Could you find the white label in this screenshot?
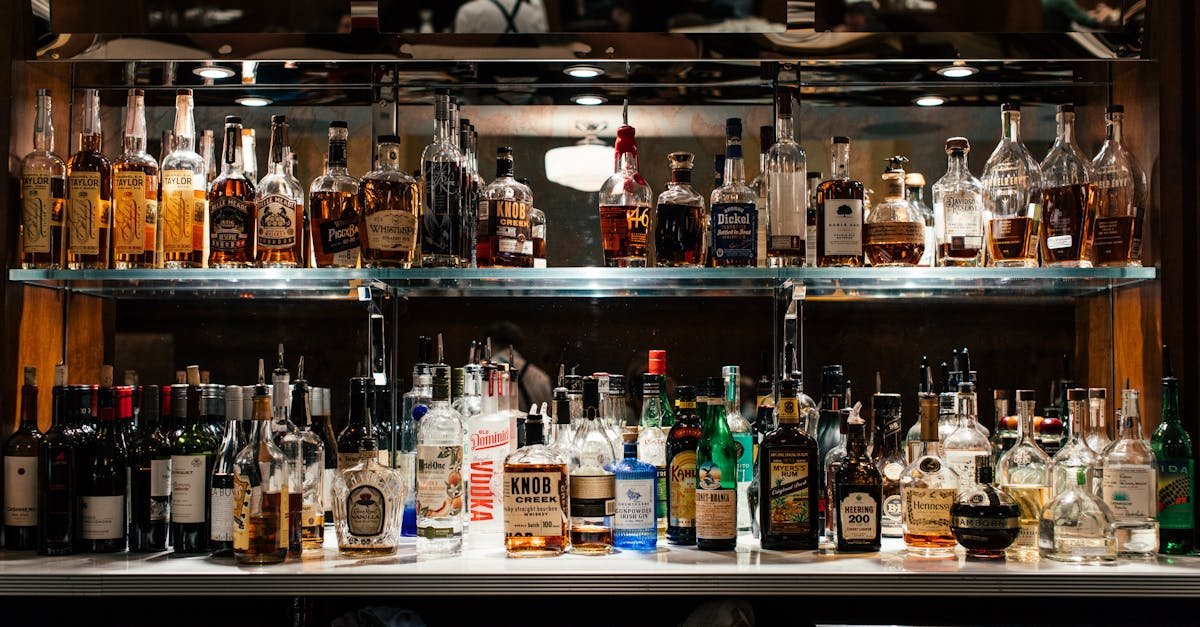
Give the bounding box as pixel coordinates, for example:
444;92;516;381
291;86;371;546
1101;466;1155;518
1015;525;1038;547
1046;234;1072;250
882;462;904;482
467;421;512;528
533;258;547;268
498;238;523;254
322;468;334;512
477;200;489;221
943;191;983;249
81;495;125;539
3;456;38;526
839;491;878;540
416;444;464;521
805;224;817;266
210;485;234;542
347;485;387;536
822;198;863;256
171;454;208;523
614;477;656;530
151;459;171;498
364;209;417;253
944;450;982;486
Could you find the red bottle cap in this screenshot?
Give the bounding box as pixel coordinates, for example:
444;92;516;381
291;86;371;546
614;125;637;155
648;350;666;375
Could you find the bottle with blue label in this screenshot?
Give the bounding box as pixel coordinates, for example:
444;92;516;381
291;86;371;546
709;118;758;267
609;440;658;551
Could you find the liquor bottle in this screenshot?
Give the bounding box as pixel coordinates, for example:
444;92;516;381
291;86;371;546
709;118;758;267
65;88;111;270
714;155;725;189
169;372;219;554
759;378;820;550
466;365;515;541
111;88;158;269
265;351;302;555
310;121;361;268
815;137;865;267
721;366;753;533
904;173;936;267
950;455;1020;559
653;152;706;267
753;125;772;268
530;202;547;267
416;365;465;555
338;378;379;469
805;171;821;267
904;359;933;462
982;103;1042;267
823;407;849;542
942;382;991;490
931;138;985;267
232;362;289;565
1085;388;1112;456
873;394;906;538
547;386;580;470
199;129;216;188
696;378;738;551
208;116;255;268
568;377;616;554
834;409;882;552
1039;104;1095;267
990;390;1017;462
502;406;569;557
478;146;534;267
817;365;845;477
421;91;465;268
996;389;1051;559
766;90;807;267
256;115;305;268
241;128;257;183
1151;346;1194;554
864;155;925;266
209;386;242;557
79;383;128;552
4;367;43;550
360;135;420;268
637;373;669;536
160;89;208;268
648;350;675;430
38;366;75;555
599;123;652;267
1038;465;1117;562
666;385;700;545
1090;104;1147;266
609;437;658;551
1101;387;1157;524
308;388;338;522
332;380;404;558
462;121;486;268
900;392;959;558
20;89;66;269
127;386;170;552
1050;388;1100;496
286;364;326;551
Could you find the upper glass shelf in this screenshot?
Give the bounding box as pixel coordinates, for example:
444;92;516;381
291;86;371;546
8;267;1158;301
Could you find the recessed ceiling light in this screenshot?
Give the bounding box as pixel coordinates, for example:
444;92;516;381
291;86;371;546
564;65;604;79
235;96;272;107
936;62;979;79
914;95;945;107
192;62;235;80
572;94;607;106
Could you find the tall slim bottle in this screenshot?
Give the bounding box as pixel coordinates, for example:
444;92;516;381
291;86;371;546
1039;104;1095;267
766;89;807;267
160;89;207;268
997;389;1051;559
209;386;242;557
66;88;111;269
360;135;420;268
287;370;326;551
4;367;43;549
310;121;361;268
709;118;758;267
256;115;305;268
232;363;289;565
416;365;466;555
38;366;75;555
169;373;219;554
982;103;1042;267
127;386;170;552
79;385;128;552
1090;104;1147;266
637;373;669;536
752;125;773;268
20;89;66;269
208;116;255;267
815;137;865;267
1152;347;1194;554
421;91;465;268
599;123;652;267
722;366;753;533
112;88;158;269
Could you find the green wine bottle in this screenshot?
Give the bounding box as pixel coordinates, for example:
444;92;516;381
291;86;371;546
696;377;738;550
1151;346;1194;554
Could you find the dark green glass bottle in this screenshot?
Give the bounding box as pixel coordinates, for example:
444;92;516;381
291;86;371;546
696;378;738;550
1151;346;1194;554
169;379;219;554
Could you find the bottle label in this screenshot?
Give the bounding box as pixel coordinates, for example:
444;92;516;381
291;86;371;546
838;490;879;541
768;234;805;256
80;495;125;540
668;450;696;527
951;514;1019;529
655;465;668;519
161;170;197;254
864;222;924;244
232;473;252;550
882;461;904;481
150;458;171;521
210;473;234;542
318;216;361;255
1101;466;1155;518
882;493;902;528
1015;525;1038;548
615;477;656;530
733;432;753;484
337;450;378;470
347;485;387;536
1156;459;1194;529
421;161;462;256
695;488;736;541
170;454;208;523
822;198;863;256
805;223;817;266
902;487;955;536
209;197;252;253
943;191;983;250
256;194;299;250
711;202;757;262
3;455;38;526
322;468;334;513
944;450;981;487
67;171;103;256
21;172;55;253
1046;234;1072;250
364;209;417;253
112;170;149;255
503;469;566;538
467;422;512;525
416;444;464;521
569;473;616;518
486;199;532;256
765;448;813;533
626;206;649;252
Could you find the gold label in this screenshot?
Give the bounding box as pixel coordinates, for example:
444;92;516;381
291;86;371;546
669;450;697;526
903;488;956;536
695;489;736;540
864;221;924;244
765;449;813;533
364;209;417;252
257;194;299;250
21;172;54;253
113;171;148;255
161;170;196;254
232;473;251;551
67;171;103;255
503;469;566;538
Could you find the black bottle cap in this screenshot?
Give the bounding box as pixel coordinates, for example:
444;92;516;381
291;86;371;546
582;376;600;417
1015;389;1037;403
780;378;799;397
1066;387;1088;401
832;136;850;144
330;120;348;129
378;135;401;144
957;382;975;394
706;376;726;400
1057;103;1074;114
225;115;242;124
725;117;742;138
1107;104;1124;114
565;374;583;394
271;114;287;124
552;387;571;425
525;408;544;445
676;385;696;402
760;125;775;151
417;336;432;364
1002;102;1020;112
608;374;625;395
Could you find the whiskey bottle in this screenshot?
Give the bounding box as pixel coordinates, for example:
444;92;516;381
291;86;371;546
478;146;534;267
873;394;906;538
1039;104;1095;267
421;91;465;268
950;455;1021;559
599;124;652;267
815;137;865;267
3;367;42;550
752;125;772;268
864;155;925;266
653;152;706;267
835;410;882;552
209;386;242;557
359;135;420;268
982;103;1042;267
709;118;758;267
112;89;158;269
232;362;288;565
569;377;616;554
997;389;1051;559
759;378;820;550
310;121;361;268
900;392;959;558
65;88;112;270
932;138;985;267
160;90;208;268
1090;105;1147;267
208;116;256;268
20;89;66;269
127;386;170;552
502;407;568;557
1152;346;1194;554
766;89;807;267
416;365;466;555
256;115;305;268
905;173;936;267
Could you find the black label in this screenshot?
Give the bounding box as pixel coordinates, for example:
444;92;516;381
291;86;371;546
319;216;360;254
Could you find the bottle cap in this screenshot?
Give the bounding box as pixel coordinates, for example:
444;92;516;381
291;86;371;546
945;137;969;152
177;88;193;96
706;376;726;400
615;125;637;154
582;376;600;417
648;350;667;375
1106;104;1124;114
808;171;823;180
642;374;660;396
1015;389;1036;403
993;389;1009;400
1087;387;1107;399
330;120;348;129
760;125;775;151
957;381;975;394
725;117;742;138
608;374;625;395
832;136;850;144
23;366;36;386
904;172;925;187
1067;387;1088;401
667;152;694;170
1002;102;1020;112
676;385;696;402
225;115;242;124
378;135;401;145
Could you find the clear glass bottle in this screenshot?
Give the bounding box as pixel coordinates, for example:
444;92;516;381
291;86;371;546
991;390;1019;462
208;116;255;268
1038;465;1117;563
637;373;669;537
332;381;404;557
752;125;773;268
232;363;289;565
709;118;758;267
1101;388;1157;521
160;89;207;269
721;366;753;534
241;128;257;183
1089;104;1147;267
835;410;882;552
463;122;487;268
1040;104;1095;267
598;123;652;267
547;386;580;472
864;155;925;266
478;146;534;268
65;88;111;270
815;137;865;267
873;394;907;538
1085;388;1112;456
1152;347;1195;554
610;439;658;551
285;362;326;552
1051;388;1101;497
20;89;66;269
569;377;616;554
502;409;568;557
932;137;985;267
950;455;1020;559
982;103;1042;268
766;90;807;267
758;378;821;550
997;389;1051;559
943;382;992;490
199;129;215;188
111;89;158;269
421;90;465;268
904;173;936;267
310;121;361;268
360;135;420;268
416;365;465;555
209;386;243;557
900;392;960;558
653;152;706;267
256;115;305;268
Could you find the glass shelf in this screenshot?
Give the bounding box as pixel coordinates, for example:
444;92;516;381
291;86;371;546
8;267;1157;300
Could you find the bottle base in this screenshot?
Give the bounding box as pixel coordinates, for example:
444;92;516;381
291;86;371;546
990;259;1039;268
339;546;398;557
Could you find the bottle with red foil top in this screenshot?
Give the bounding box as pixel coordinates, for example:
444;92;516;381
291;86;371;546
599;124;653;267
648;350;674;429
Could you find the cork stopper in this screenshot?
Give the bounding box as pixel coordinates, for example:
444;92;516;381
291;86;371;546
186;365;201;387
54;363;67;387
23;366;36;386
100;365;114;388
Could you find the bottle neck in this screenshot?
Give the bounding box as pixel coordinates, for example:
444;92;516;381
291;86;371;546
670;168;692;186
775;114;794;144
616;150;639;175
883;171;905;199
221;124;244;174
79;93;102;153
724;138;745;186
957;392;977;428
326;133;349;174
33;93;54;153
1016;400;1036;442
847;423;867;456
20;385;37;429
1002;110;1021;142
1162;379;1180;424
1107;114;1124;144
435;111;455;147
291;389;310;429
905;185;924;205
123;94;147;155
1056;112;1077;147
495;156;514;180
945;150;968;179
268;122;288;173
1067;398;1088;441
831;143;850;180
640;386;662;428
173;97;195;152
377;143;402;170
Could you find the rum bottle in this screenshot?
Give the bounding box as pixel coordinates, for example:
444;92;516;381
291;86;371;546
1090;104;1147;266
310;121;361;268
982;103;1042;267
20;89;66;269
815;137;865;267
599;124;652;267
932;137;985;266
766;89;807;267
478;146;534;267
421;90;465;268
3;367;42;550
232;362;289;565
359;135;420;268
503;407;568;557
1152;346;1194;554
834;410;882;552
65;88;111;269
709;118;757;267
653;152;705;267
208;116;255;267
112;89;158;269
864;155;925;266
1039;104;1095;267
256;115;305;268
160;89;208;268
900;392;959;558
759;378;820;549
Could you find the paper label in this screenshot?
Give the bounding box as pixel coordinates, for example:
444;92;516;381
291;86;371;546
1046;234;1072;250
486;199;531;255
467;423;511;524
171;454;208;523
1102;466;1155;518
68;171;103;255
882;493;903;528
838;490;879;541
764;448;814;534
80;495;125;539
1157;459;1195;529
322;468;334;513
364;209;417;252
256;194;299;249
569;473;616;517
3;456;38;526
210;473;234;542
668;450;696;527
944;450;982;486
733;432;753;483
150;458;171;521
416;444;463;521
318;216;361;255
112;171;149;255
654;465;668;519
161;170;197;254
503;470;566;537
805;223;817;266
347;485;387;536
943;191;983;249
21;172;55;253
695;488;736;541
822;198;863;256
711;202;757;262
231;473;252;550
902;488;955;536
615;477;656;530
864;221;924;244
209;196;252;253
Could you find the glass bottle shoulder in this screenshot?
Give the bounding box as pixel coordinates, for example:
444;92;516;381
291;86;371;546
1103;436;1155;467
362;164;416;187
817;177;864;199
657;182;704;208
767;139;806;171
259;170;306;199
1151;421;1193;456
762;422;818;449
161;148;205;175
484;175;533;204
868;194;923;223
418;403;465;444
900;451;960;489
420;139;461;166
997;440;1051;484
505;443;566;467
310;171;360;196
115;150;158;171
711;181;756;207
956;482;1015;507
599;170;653;206
611;454;656;476
68;149;110;171
1040;140;1093;187
944;423;991;450
22;149;65;175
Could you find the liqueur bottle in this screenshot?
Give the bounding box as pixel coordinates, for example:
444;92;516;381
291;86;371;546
1050;388;1100;496
338;378;379;469
823;408;849;542
666;385;701;545
332;381;404;557
864;155;925;266
286;364;327;551
709;118;758;267
900;392;959;558
649;350;675;430
982;103;1042;267
232;363;289;565
421;91;465;268
950;455;1020;559
4;367;43;550
160;89;208;268
210;386;243;557
637;373;669;536
759;378;820;550
20;89;66;269
653;152;706;267
872;393;907;538
416;365;466;555
127;386;170;552
38;365;75;555
359;135;420;268
835;410;882;552
610;438;658;551
1101;387;1157;527
722;366;754;533
79;381;127;553
1038;466;1117;563
996;389;1051;559
208;116;255;267
111;88;158;269
1151;347;1194;554
311;387;339;521
766;89;807;267
65;88;112;270
931;137;985;267
696;379;739;550
502;406;568;557
815;137;865;267
256;115;305;268
569;377;617;554
1090;105;1147;266
942;382;992;490
1039;104;1095;267
904;173;936;267
169;369;219;554
752;125;773;268
599;123;652;267
478;146;534;267
310;121;361;268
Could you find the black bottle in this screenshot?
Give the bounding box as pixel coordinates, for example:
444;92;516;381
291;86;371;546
337;377;376;469
834;412;882;552
666;386;701;545
78;386;128;552
759;378;821;550
127;385;170;551
38;370;77;555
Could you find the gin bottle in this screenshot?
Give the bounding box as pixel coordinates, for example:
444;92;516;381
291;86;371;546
653;152;706;267
160;89;207;268
637;374;669;536
904;173;936;267
942;382;992;490
256;115;305;268
502;408;568;557
996;389;1051;558
610;440;658;551
900;393;959;558
1039;104;1095;267
932;137;984;267
815;137;865;267
766;90;807;267
421;90;465;267
309;122;361;268
759;378;820;550
416;365;465;555
1152;346;1194;554
1050;388;1100;496
709;118;758;267
1090;104;1147;266
864;155;925;266
1101;388;1157;526
359;135;420;268
111;89;158;269
231;362;288;565
1038;466;1117;563
208;116;255;268
570;377;616;554
982;103;1042;267
599;124;652;267
65;88;111;270
20;89;66;269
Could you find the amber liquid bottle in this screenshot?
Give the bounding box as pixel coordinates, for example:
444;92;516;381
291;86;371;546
759;378;821;550
255;116;305;268
309;122;361;268
1039;104;1095;267
20;89;67;269
834;414;883;552
208;117;256;267
112;89;159;269
66;89;112;269
160;90;208;268
815;137;865;267
598;124;652;267
360;136;421;267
